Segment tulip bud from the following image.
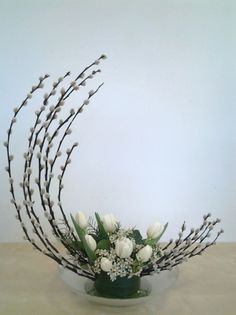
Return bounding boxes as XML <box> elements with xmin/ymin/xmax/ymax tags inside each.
<box><xmin>115</xmin><ymin>237</ymin><xmax>133</xmax><ymax>258</ymax></box>
<box><xmin>75</xmin><ymin>211</ymin><xmax>88</xmax><ymax>229</ymax></box>
<box><xmin>102</xmin><ymin>214</ymin><xmax>117</xmax><ymax>233</ymax></box>
<box><xmin>147</xmin><ymin>222</ymin><xmax>164</xmax><ymax>239</ymax></box>
<box><xmin>100</xmin><ymin>257</ymin><xmax>112</xmax><ymax>272</ymax></box>
<box><xmin>85</xmin><ymin>234</ymin><xmax>97</xmax><ymax>251</ymax></box>
<box><xmin>136</xmin><ymin>245</ymin><xmax>153</xmax><ymax>263</ymax></box>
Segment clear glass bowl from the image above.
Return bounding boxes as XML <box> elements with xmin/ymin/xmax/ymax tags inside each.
<box><xmin>58</xmin><ymin>266</ymin><xmax>179</xmax><ymax>307</ymax></box>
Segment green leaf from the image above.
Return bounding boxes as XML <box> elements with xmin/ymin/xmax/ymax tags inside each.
<box><xmin>132</xmin><ymin>260</ymin><xmax>141</xmax><ymax>273</ymax></box>
<box><xmin>68</xmin><ymin>239</ymin><xmax>83</xmax><ymax>251</ymax></box>
<box><xmin>70</xmin><ymin>214</ymin><xmax>84</xmax><ymax>242</ymax></box>
<box><xmin>131</xmin><ymin>229</ymin><xmax>144</xmax><ymax>245</ymax></box>
<box><xmin>95</xmin><ymin>212</ymin><xmax>109</xmax><ymax>240</ymax></box>
<box><xmin>70</xmin><ymin>214</ymin><xmax>96</xmax><ymax>262</ymax></box>
<box><xmin>144</xmin><ymin>239</ymin><xmax>157</xmax><ymax>247</ymax></box>
<box><xmin>97</xmin><ymin>239</ymin><xmax>111</xmax><ymax>250</ymax></box>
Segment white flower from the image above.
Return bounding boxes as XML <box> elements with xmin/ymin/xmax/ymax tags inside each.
<box><xmin>136</xmin><ymin>245</ymin><xmax>153</xmax><ymax>263</ymax></box>
<box><xmin>147</xmin><ymin>222</ymin><xmax>164</xmax><ymax>239</ymax></box>
<box><xmin>85</xmin><ymin>234</ymin><xmax>97</xmax><ymax>251</ymax></box>
<box><xmin>102</xmin><ymin>214</ymin><xmax>117</xmax><ymax>233</ymax></box>
<box><xmin>100</xmin><ymin>257</ymin><xmax>112</xmax><ymax>272</ymax></box>
<box><xmin>115</xmin><ymin>237</ymin><xmax>133</xmax><ymax>258</ymax></box>
<box><xmin>75</xmin><ymin>211</ymin><xmax>88</xmax><ymax>229</ymax></box>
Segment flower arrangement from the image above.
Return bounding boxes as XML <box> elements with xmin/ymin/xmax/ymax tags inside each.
<box><xmin>70</xmin><ymin>212</ymin><xmax>167</xmax><ymax>297</ymax></box>
<box><xmin>4</xmin><ymin>55</ymin><xmax>223</xmax><ymax>299</ymax></box>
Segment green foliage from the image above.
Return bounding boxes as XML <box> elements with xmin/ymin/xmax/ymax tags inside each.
<box><xmin>97</xmin><ymin>239</ymin><xmax>111</xmax><ymax>250</ymax></box>
<box><xmin>87</xmin><ymin>216</ymin><xmax>99</xmax><ymax>236</ymax></box>
<box><xmin>70</xmin><ymin>214</ymin><xmax>96</xmax><ymax>262</ymax></box>
<box><xmin>144</xmin><ymin>238</ymin><xmax>157</xmax><ymax>247</ymax></box>
<box><xmin>131</xmin><ymin>229</ymin><xmax>144</xmax><ymax>245</ymax></box>
<box><xmin>68</xmin><ymin>239</ymin><xmax>83</xmax><ymax>251</ymax></box>
<box><xmin>95</xmin><ymin>212</ymin><xmax>109</xmax><ymax>241</ymax></box>
<box><xmin>132</xmin><ymin>260</ymin><xmax>141</xmax><ymax>273</ymax></box>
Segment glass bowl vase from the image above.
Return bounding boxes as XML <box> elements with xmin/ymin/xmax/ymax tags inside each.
<box><xmin>58</xmin><ymin>266</ymin><xmax>179</xmax><ymax>307</ymax></box>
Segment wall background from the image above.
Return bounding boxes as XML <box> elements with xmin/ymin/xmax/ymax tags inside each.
<box><xmin>0</xmin><ymin>0</ymin><xmax>235</xmax><ymax>242</ymax></box>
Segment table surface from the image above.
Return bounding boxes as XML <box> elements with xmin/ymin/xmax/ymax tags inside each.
<box><xmin>0</xmin><ymin>242</ymin><xmax>235</xmax><ymax>315</ymax></box>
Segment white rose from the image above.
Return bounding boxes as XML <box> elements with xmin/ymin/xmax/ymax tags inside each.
<box><xmin>115</xmin><ymin>237</ymin><xmax>133</xmax><ymax>258</ymax></box>
<box><xmin>147</xmin><ymin>222</ymin><xmax>164</xmax><ymax>239</ymax></box>
<box><xmin>102</xmin><ymin>214</ymin><xmax>117</xmax><ymax>233</ymax></box>
<box><xmin>75</xmin><ymin>211</ymin><xmax>88</xmax><ymax>229</ymax></box>
<box><xmin>100</xmin><ymin>257</ymin><xmax>112</xmax><ymax>272</ymax></box>
<box><xmin>85</xmin><ymin>234</ymin><xmax>97</xmax><ymax>251</ymax></box>
<box><xmin>136</xmin><ymin>245</ymin><xmax>153</xmax><ymax>263</ymax></box>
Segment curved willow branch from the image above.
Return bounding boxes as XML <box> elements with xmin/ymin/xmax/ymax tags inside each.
<box><xmin>141</xmin><ymin>214</ymin><xmax>223</xmax><ymax>276</ymax></box>
<box><xmin>4</xmin><ymin>55</ymin><xmax>107</xmax><ymax>279</ymax></box>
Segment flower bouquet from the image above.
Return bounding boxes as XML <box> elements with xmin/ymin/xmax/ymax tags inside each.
<box><xmin>4</xmin><ymin>54</ymin><xmax>223</xmax><ymax>302</ymax></box>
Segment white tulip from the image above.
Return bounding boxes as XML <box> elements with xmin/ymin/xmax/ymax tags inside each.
<box><xmin>115</xmin><ymin>237</ymin><xmax>133</xmax><ymax>258</ymax></box>
<box><xmin>85</xmin><ymin>234</ymin><xmax>97</xmax><ymax>251</ymax></box>
<box><xmin>75</xmin><ymin>211</ymin><xmax>88</xmax><ymax>229</ymax></box>
<box><xmin>147</xmin><ymin>222</ymin><xmax>164</xmax><ymax>239</ymax></box>
<box><xmin>136</xmin><ymin>245</ymin><xmax>153</xmax><ymax>263</ymax></box>
<box><xmin>102</xmin><ymin>214</ymin><xmax>117</xmax><ymax>233</ymax></box>
<box><xmin>100</xmin><ymin>257</ymin><xmax>112</xmax><ymax>272</ymax></box>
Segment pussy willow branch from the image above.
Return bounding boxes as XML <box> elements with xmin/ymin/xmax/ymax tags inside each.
<box><xmin>5</xmin><ymin>55</ymin><xmax>106</xmax><ymax>279</ymax></box>
<box><xmin>40</xmin><ymin>82</ymin><xmax>104</xmax><ymax>233</ymax></box>
<box><xmin>28</xmin><ymin>64</ymin><xmax>105</xmax><ymax>276</ymax></box>
<box><xmin>55</xmin><ymin>83</ymin><xmax>104</xmax><ymax>220</ymax></box>
<box><xmin>5</xmin><ymin>75</ymin><xmax>60</xmax><ymax>260</ymax></box>
<box><xmin>38</xmin><ymin>79</ymin><xmax>103</xmax><ymax>242</ymax></box>
<box><xmin>20</xmin><ymin>73</ymin><xmax>75</xmax><ymax>257</ymax></box>
<box><xmin>31</xmin><ymin>88</ymin><xmax>97</xmax><ymax>270</ymax></box>
<box><xmin>38</xmin><ymin>86</ymin><xmax>103</xmax><ymax>263</ymax></box>
<box><xmin>168</xmin><ymin>216</ymin><xmax>221</xmax><ymax>261</ymax></box>
<box><xmin>7</xmin><ymin>87</ymin><xmax>84</xmax><ymax>274</ymax></box>
<box><xmin>141</xmin><ymin>214</ymin><xmax>223</xmax><ymax>276</ymax></box>
<box><xmin>45</xmin><ymin>80</ymin><xmax>103</xmax><ymax>188</ymax></box>
<box><xmin>36</xmin><ymin>68</ymin><xmax>102</xmax><ymax>240</ymax></box>
<box><xmin>162</xmin><ymin>217</ymin><xmax>223</xmax><ymax>268</ymax></box>
<box><xmin>63</xmin><ymin>54</ymin><xmax>105</xmax><ymax>101</ymax></box>
<box><xmin>28</xmin><ymin>63</ymin><xmax>102</xmax><ymax>238</ymax></box>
